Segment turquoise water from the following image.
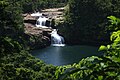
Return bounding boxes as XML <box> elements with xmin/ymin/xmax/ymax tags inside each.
<box><xmin>31</xmin><ymin>45</ymin><xmax>102</xmax><ymax>66</ymax></box>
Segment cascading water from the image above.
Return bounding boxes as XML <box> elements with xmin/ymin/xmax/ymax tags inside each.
<box><xmin>36</xmin><ymin>16</ymin><xmax>49</xmax><ymax>28</ymax></box>
<box><xmin>31</xmin><ymin>12</ymin><xmax>65</xmax><ymax>46</ymax></box>
<box><xmin>31</xmin><ymin>12</ymin><xmax>49</xmax><ymax>28</ymax></box>
<box><xmin>51</xmin><ymin>29</ymin><xmax>65</xmax><ymax>46</ymax></box>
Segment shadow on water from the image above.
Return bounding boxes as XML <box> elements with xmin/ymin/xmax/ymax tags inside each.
<box><xmin>31</xmin><ymin>45</ymin><xmax>102</xmax><ymax>66</ymax></box>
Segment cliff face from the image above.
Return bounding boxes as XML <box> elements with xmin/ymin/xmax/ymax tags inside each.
<box><xmin>24</xmin><ymin>23</ymin><xmax>52</xmax><ymax>49</ymax></box>
<box><xmin>23</xmin><ymin>7</ymin><xmax>65</xmax><ymax>49</ymax></box>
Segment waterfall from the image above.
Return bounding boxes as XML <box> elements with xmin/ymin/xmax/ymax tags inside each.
<box><xmin>31</xmin><ymin>12</ymin><xmax>49</xmax><ymax>28</ymax></box>
<box><xmin>36</xmin><ymin>16</ymin><xmax>49</xmax><ymax>28</ymax></box>
<box><xmin>51</xmin><ymin>29</ymin><xmax>65</xmax><ymax>46</ymax></box>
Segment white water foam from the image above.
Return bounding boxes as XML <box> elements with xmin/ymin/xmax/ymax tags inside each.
<box><xmin>51</xmin><ymin>29</ymin><xmax>65</xmax><ymax>46</ymax></box>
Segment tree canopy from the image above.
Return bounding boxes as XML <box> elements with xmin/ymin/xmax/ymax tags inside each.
<box><xmin>63</xmin><ymin>0</ymin><xmax>120</xmax><ymax>45</ymax></box>
<box><xmin>0</xmin><ymin>0</ymin><xmax>25</xmax><ymax>55</ymax></box>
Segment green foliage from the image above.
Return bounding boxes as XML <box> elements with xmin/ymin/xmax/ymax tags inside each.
<box><xmin>0</xmin><ymin>0</ymin><xmax>26</xmax><ymax>56</ymax></box>
<box><xmin>107</xmin><ymin>16</ymin><xmax>120</xmax><ymax>31</ymax></box>
<box><xmin>0</xmin><ymin>0</ymin><xmax>24</xmax><ymax>35</ymax></box>
<box><xmin>0</xmin><ymin>37</ymin><xmax>22</xmax><ymax>56</ymax></box>
<box><xmin>0</xmin><ymin>0</ymin><xmax>57</xmax><ymax>79</ymax></box>
<box><xmin>63</xmin><ymin>0</ymin><xmax>120</xmax><ymax>45</ymax></box>
<box><xmin>98</xmin><ymin>45</ymin><xmax>108</xmax><ymax>51</ymax></box>
<box><xmin>56</xmin><ymin>16</ymin><xmax>120</xmax><ymax>80</ymax></box>
<box><xmin>0</xmin><ymin>50</ymin><xmax>57</xmax><ymax>80</ymax></box>
<box><xmin>0</xmin><ymin>0</ymin><xmax>63</xmax><ymax>80</ymax></box>
<box><xmin>2</xmin><ymin>0</ymin><xmax>120</xmax><ymax>79</ymax></box>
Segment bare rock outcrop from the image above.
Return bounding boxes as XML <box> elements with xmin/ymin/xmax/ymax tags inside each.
<box><xmin>24</xmin><ymin>23</ymin><xmax>52</xmax><ymax>49</ymax></box>
<box><xmin>23</xmin><ymin>7</ymin><xmax>65</xmax><ymax>49</ymax></box>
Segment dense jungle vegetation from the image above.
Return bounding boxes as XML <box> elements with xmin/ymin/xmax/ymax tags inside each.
<box><xmin>61</xmin><ymin>0</ymin><xmax>120</xmax><ymax>45</ymax></box>
<box><xmin>0</xmin><ymin>0</ymin><xmax>120</xmax><ymax>80</ymax></box>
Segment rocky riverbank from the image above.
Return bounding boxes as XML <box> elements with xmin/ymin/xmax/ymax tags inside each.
<box><xmin>23</xmin><ymin>7</ymin><xmax>65</xmax><ymax>49</ymax></box>
<box><xmin>24</xmin><ymin>23</ymin><xmax>52</xmax><ymax>49</ymax></box>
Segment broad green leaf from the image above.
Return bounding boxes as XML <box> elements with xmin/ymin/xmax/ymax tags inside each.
<box><xmin>98</xmin><ymin>45</ymin><xmax>107</xmax><ymax>51</ymax></box>
<box><xmin>98</xmin><ymin>76</ymin><xmax>103</xmax><ymax>80</ymax></box>
<box><xmin>107</xmin><ymin>45</ymin><xmax>111</xmax><ymax>49</ymax></box>
<box><xmin>107</xmin><ymin>16</ymin><xmax>116</xmax><ymax>21</ymax></box>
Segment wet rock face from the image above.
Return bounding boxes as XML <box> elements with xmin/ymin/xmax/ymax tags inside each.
<box><xmin>23</xmin><ymin>7</ymin><xmax>65</xmax><ymax>49</ymax></box>
<box><xmin>24</xmin><ymin>23</ymin><xmax>52</xmax><ymax>49</ymax></box>
<box><xmin>29</xmin><ymin>33</ymin><xmax>51</xmax><ymax>49</ymax></box>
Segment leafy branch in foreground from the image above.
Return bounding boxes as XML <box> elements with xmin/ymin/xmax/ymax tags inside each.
<box><xmin>56</xmin><ymin>16</ymin><xmax>120</xmax><ymax>80</ymax></box>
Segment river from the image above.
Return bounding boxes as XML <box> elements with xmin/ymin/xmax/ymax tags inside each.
<box><xmin>31</xmin><ymin>45</ymin><xmax>102</xmax><ymax>66</ymax></box>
